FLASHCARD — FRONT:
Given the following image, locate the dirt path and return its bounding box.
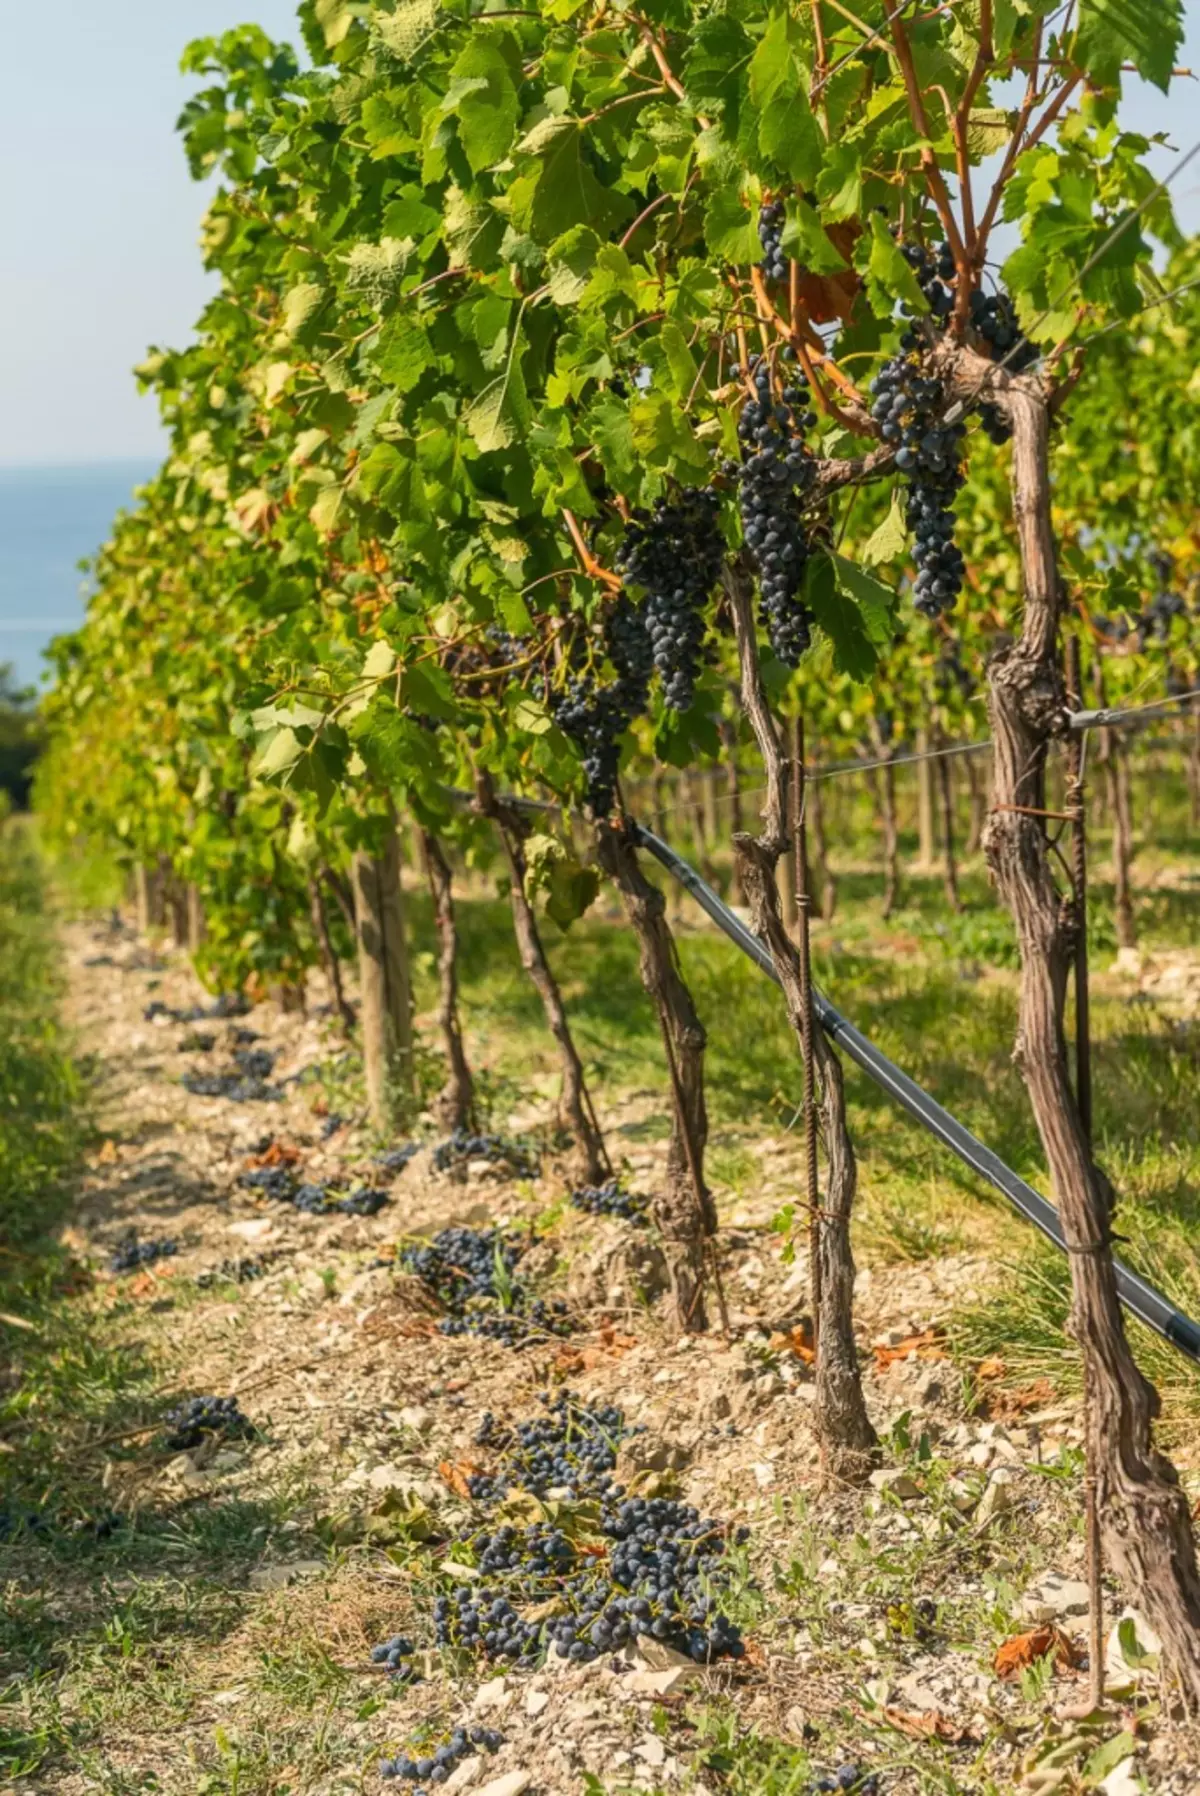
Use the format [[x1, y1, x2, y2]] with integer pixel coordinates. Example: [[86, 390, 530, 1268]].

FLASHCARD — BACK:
[[30, 912, 1195, 1795]]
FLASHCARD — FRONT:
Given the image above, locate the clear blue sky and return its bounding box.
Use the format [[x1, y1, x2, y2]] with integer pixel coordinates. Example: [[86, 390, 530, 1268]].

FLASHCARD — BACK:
[[3, 1, 1200, 472]]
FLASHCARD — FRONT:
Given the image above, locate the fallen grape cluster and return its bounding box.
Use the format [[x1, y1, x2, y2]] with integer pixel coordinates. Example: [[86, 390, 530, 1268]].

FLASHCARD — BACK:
[[392, 1394, 749, 1671], [162, 1394, 256, 1452], [732, 354, 818, 665], [144, 993, 249, 1024], [374, 1143, 420, 1174], [109, 1236, 178, 1274], [379, 1726, 504, 1785], [614, 488, 725, 711], [195, 1253, 273, 1288], [238, 1165, 390, 1217], [430, 1128, 540, 1178], [569, 1179, 650, 1225], [183, 1047, 282, 1102], [400, 1226, 572, 1348]]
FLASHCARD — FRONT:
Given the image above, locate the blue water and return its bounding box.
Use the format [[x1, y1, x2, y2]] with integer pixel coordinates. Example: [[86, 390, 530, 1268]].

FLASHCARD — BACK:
[[0, 462, 156, 689]]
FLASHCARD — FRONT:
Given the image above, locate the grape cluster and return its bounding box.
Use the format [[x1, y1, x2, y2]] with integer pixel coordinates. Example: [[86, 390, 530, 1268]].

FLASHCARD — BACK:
[[552, 594, 658, 815], [758, 200, 788, 282], [110, 1236, 178, 1275], [614, 489, 725, 710], [433, 1494, 744, 1667], [162, 1394, 256, 1452], [401, 1227, 522, 1310], [380, 1727, 504, 1784], [144, 994, 250, 1024], [373, 1143, 420, 1175], [870, 353, 966, 617], [933, 637, 975, 702], [1137, 585, 1188, 645], [810, 1768, 879, 1796], [401, 1227, 573, 1348], [438, 1298, 573, 1349], [732, 356, 818, 665], [467, 1393, 635, 1503], [968, 289, 1037, 444], [184, 1048, 282, 1103], [374, 1392, 748, 1680], [898, 239, 956, 321], [431, 1128, 539, 1178], [570, 1180, 650, 1225], [195, 1254, 272, 1289], [238, 1165, 390, 1218]]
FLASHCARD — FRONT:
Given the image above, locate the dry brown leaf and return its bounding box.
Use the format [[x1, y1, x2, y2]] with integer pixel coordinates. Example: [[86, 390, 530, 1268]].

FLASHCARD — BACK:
[[246, 1140, 302, 1169], [438, 1460, 482, 1500], [993, 1625, 1079, 1680], [874, 1329, 949, 1370], [96, 1138, 120, 1164], [770, 1324, 815, 1365], [878, 1707, 972, 1743], [984, 1377, 1055, 1423], [976, 1356, 1007, 1381]]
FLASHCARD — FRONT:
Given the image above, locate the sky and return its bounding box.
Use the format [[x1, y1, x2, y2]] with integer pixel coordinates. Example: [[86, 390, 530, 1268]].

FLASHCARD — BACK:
[[3, 2, 1200, 473]]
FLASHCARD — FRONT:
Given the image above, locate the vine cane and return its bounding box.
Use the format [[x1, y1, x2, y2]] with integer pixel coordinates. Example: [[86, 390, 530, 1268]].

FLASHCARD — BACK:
[[792, 712, 822, 1350]]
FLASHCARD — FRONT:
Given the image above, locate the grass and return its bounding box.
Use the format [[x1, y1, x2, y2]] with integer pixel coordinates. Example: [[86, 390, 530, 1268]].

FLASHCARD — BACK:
[[11, 755, 1200, 1790]]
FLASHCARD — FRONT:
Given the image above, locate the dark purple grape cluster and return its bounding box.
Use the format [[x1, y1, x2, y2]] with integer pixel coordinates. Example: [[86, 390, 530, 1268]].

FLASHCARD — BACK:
[[380, 1727, 503, 1784], [570, 1179, 649, 1225], [110, 1236, 178, 1275], [758, 199, 788, 282], [195, 1253, 272, 1289], [614, 489, 725, 710], [898, 239, 956, 322], [933, 636, 975, 702], [430, 1127, 539, 1178], [810, 1767, 879, 1796], [731, 355, 818, 665], [161, 1394, 256, 1452], [870, 352, 966, 617]]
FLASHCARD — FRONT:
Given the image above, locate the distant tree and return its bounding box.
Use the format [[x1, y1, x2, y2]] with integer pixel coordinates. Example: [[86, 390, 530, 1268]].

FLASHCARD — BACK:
[[0, 667, 42, 810]]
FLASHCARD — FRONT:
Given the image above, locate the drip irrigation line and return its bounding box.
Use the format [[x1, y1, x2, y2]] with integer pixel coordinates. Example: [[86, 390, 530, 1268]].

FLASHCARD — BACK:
[[630, 821, 1200, 1372]]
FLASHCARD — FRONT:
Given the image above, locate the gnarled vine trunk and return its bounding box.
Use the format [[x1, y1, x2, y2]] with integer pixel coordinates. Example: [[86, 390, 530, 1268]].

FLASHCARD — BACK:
[[474, 772, 607, 1185], [964, 748, 987, 855], [964, 360, 1200, 1699], [421, 829, 475, 1132], [186, 883, 206, 957], [352, 820, 415, 1133], [135, 861, 165, 936], [724, 565, 877, 1486], [596, 820, 714, 1331]]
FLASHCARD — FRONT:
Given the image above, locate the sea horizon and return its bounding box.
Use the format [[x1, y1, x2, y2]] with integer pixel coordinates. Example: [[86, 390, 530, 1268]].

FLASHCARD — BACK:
[[0, 459, 159, 689]]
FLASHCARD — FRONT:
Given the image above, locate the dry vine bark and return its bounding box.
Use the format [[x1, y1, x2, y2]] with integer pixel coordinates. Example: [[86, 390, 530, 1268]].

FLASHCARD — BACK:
[[943, 346, 1200, 1696], [724, 563, 877, 1485], [351, 819, 415, 1131], [596, 819, 714, 1331], [473, 770, 607, 1185], [421, 829, 475, 1131]]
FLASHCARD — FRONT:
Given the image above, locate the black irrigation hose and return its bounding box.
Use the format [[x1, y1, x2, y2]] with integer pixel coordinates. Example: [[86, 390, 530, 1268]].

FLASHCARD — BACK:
[[632, 823, 1200, 1372]]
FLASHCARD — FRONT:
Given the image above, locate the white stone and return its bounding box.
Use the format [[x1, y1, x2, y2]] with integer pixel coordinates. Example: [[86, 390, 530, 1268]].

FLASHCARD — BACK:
[[397, 1406, 432, 1435], [752, 1461, 776, 1488], [868, 1468, 923, 1501], [474, 1774, 531, 1796], [1019, 1573, 1091, 1622], [473, 1676, 509, 1711], [626, 1666, 698, 1695], [976, 1467, 1017, 1523], [524, 1690, 551, 1717], [248, 1559, 325, 1591], [636, 1736, 667, 1768]]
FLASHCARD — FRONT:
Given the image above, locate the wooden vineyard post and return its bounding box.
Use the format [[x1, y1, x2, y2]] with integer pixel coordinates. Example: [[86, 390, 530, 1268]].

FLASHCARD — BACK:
[[915, 725, 936, 869], [309, 877, 355, 1038], [937, 741, 962, 913], [1066, 636, 1104, 1712]]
